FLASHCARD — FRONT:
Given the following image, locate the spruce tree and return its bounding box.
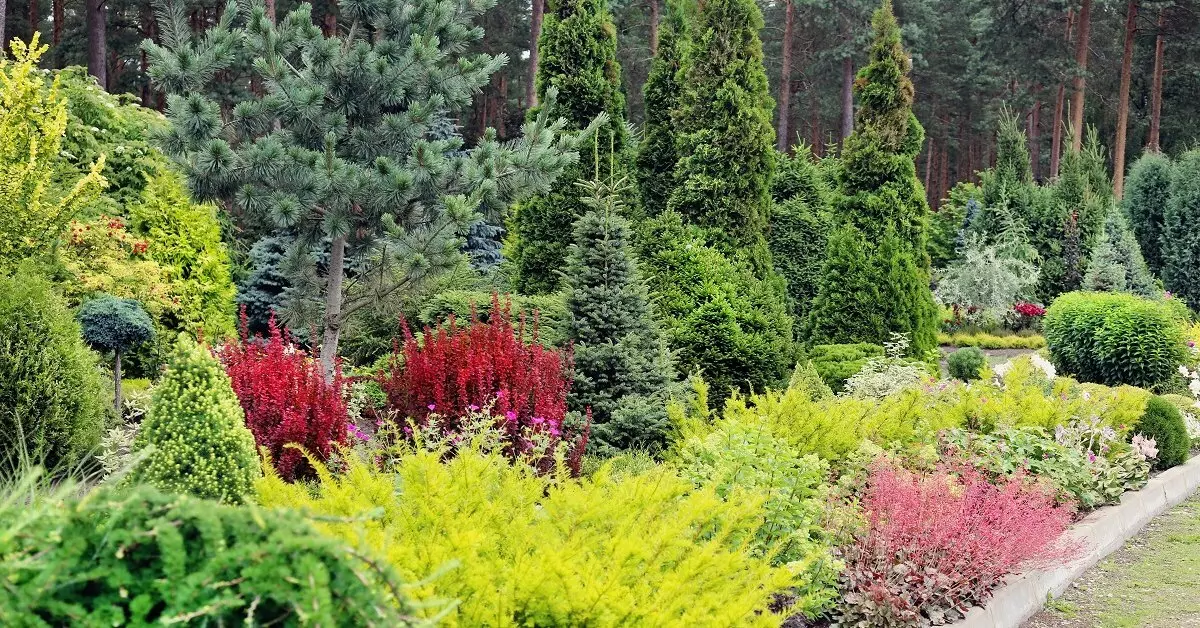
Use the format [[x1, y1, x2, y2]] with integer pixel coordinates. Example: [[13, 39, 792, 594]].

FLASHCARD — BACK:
[[1083, 206, 1157, 297], [666, 0, 776, 255], [973, 109, 1034, 242], [1122, 151, 1174, 277], [144, 0, 596, 377], [508, 0, 629, 294], [564, 177, 674, 456], [635, 0, 692, 217], [1163, 149, 1200, 309], [1036, 128, 1111, 299], [806, 0, 938, 355]]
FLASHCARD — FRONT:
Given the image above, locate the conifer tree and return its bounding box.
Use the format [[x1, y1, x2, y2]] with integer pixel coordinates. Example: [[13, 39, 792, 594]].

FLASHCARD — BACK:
[[806, 0, 937, 355], [564, 176, 674, 455], [1122, 151, 1174, 277], [1035, 128, 1111, 299], [1083, 206, 1157, 297], [635, 0, 692, 217], [973, 109, 1034, 241], [769, 146, 832, 329], [508, 0, 629, 294], [1163, 149, 1200, 309], [666, 0, 775, 255], [144, 0, 598, 377]]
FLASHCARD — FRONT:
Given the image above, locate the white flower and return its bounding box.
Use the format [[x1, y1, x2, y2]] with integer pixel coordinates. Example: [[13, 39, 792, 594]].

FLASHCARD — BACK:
[[1132, 434, 1159, 461], [1030, 354, 1057, 380], [1181, 365, 1191, 377], [994, 361, 1013, 379], [1189, 379, 1200, 396]]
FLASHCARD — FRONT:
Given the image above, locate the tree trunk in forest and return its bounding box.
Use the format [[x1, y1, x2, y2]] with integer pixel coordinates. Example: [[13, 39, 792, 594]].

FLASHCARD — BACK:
[[28, 0, 37, 39], [319, 234, 347, 380], [1148, 9, 1165, 152], [1114, 0, 1138, 199], [527, 0, 544, 108], [924, 136, 934, 206], [1051, 11, 1074, 178], [776, 0, 794, 153], [938, 132, 949, 210], [1070, 0, 1092, 153], [649, 0, 659, 57], [495, 74, 508, 138], [86, 0, 106, 88], [0, 0, 7, 56], [841, 56, 854, 141], [1029, 99, 1042, 181], [53, 0, 62, 50]]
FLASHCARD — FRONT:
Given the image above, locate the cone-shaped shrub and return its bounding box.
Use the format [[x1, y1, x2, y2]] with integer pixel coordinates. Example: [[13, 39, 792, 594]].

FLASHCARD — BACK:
[[635, 0, 693, 217], [1162, 149, 1200, 309], [220, 313, 348, 482], [806, 1, 938, 354], [132, 335, 258, 504], [1122, 151, 1173, 277]]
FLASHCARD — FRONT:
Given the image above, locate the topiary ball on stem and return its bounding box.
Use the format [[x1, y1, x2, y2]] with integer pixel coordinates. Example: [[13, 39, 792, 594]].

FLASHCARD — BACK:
[[78, 296, 155, 414], [947, 347, 987, 381]]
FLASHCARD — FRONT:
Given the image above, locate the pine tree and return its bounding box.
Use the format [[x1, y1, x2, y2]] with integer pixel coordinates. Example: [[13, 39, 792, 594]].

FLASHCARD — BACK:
[[144, 0, 597, 377], [508, 0, 629, 294], [1083, 206, 1157, 297], [1163, 149, 1200, 309], [805, 0, 938, 355], [1036, 128, 1111, 299], [635, 0, 692, 217], [564, 176, 674, 455], [973, 109, 1034, 241], [132, 335, 259, 504], [666, 0, 775, 255], [1123, 151, 1174, 277]]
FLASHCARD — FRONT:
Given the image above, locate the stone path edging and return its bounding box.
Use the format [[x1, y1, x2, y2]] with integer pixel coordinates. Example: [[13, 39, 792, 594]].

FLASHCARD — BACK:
[[952, 453, 1200, 628]]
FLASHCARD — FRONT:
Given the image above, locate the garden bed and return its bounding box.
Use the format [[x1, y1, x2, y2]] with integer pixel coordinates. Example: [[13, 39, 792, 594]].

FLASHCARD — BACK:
[[952, 453, 1200, 628]]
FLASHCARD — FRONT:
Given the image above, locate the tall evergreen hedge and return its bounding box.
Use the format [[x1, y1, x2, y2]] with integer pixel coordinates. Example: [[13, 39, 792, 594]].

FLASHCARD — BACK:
[[1162, 149, 1200, 309], [1123, 151, 1174, 277]]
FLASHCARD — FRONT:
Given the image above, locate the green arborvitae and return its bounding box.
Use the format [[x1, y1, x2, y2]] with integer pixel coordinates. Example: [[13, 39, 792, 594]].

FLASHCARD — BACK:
[[0, 484, 421, 625], [635, 0, 693, 217], [564, 178, 674, 456], [509, 0, 629, 294], [132, 335, 259, 504], [1163, 149, 1200, 309], [666, 0, 776, 255], [1123, 151, 1174, 277], [1083, 206, 1157, 297], [0, 269, 109, 472], [769, 146, 832, 329], [806, 1, 938, 355]]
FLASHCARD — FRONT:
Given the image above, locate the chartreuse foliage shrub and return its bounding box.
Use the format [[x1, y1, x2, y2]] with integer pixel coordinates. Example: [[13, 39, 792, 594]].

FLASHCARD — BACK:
[[947, 347, 986, 381], [132, 336, 259, 503], [670, 406, 839, 618], [0, 269, 109, 471], [256, 447, 792, 627], [1136, 396, 1190, 470], [0, 36, 106, 272], [0, 482, 418, 626], [937, 331, 1046, 350], [805, 343, 884, 394], [1044, 291, 1187, 390]]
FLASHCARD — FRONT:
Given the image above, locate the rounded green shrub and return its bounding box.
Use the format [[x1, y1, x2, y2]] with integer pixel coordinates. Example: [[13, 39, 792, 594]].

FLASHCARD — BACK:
[[1044, 291, 1187, 390], [1135, 396, 1191, 470], [0, 269, 109, 472], [0, 484, 419, 626], [805, 343, 884, 394], [132, 335, 259, 503], [947, 347, 987, 381]]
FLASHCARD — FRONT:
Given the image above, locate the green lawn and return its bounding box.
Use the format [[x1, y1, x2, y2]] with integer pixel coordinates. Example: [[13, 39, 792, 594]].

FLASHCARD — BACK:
[[1026, 495, 1200, 628]]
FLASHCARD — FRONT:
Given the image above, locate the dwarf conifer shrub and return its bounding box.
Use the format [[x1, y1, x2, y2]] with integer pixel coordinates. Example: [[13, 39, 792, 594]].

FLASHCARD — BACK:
[[947, 347, 987, 381], [1136, 396, 1190, 470], [221, 314, 348, 482], [0, 484, 417, 626], [132, 335, 258, 503], [805, 343, 884, 394]]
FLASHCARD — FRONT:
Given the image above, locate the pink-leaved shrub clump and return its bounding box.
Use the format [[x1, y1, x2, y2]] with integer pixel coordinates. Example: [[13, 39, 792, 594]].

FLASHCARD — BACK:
[[838, 460, 1076, 626], [220, 312, 348, 482]]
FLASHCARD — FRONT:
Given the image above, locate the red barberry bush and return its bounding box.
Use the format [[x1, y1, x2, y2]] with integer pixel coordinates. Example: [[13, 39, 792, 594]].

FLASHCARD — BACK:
[[838, 460, 1076, 626], [380, 295, 575, 463], [220, 312, 348, 481]]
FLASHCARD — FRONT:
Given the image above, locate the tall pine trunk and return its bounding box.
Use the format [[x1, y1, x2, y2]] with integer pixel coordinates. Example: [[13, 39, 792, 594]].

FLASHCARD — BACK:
[[1051, 11, 1074, 178], [86, 0, 106, 88], [1114, 0, 1138, 199], [527, 0, 544, 108], [841, 55, 854, 141], [53, 0, 62, 52], [1148, 8, 1165, 152], [1070, 0, 1092, 153], [28, 0, 37, 39], [1029, 98, 1042, 180], [649, 0, 659, 56], [319, 234, 347, 379], [776, 0, 793, 152], [0, 0, 7, 56]]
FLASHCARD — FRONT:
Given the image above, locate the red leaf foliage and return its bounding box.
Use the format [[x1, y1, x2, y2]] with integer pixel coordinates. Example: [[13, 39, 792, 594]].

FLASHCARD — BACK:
[[220, 311, 349, 482], [839, 459, 1077, 626]]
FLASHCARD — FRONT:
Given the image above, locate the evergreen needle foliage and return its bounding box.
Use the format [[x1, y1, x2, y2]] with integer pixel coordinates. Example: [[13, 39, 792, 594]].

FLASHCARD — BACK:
[[77, 295, 156, 413], [564, 176, 674, 455], [1162, 149, 1200, 309], [1122, 151, 1174, 278], [143, 0, 600, 373], [806, 0, 938, 355], [1082, 206, 1157, 297], [635, 0, 693, 217], [132, 335, 259, 503]]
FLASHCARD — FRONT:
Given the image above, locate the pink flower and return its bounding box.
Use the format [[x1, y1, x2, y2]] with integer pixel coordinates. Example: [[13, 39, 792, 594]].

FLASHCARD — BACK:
[[427, 403, 437, 411]]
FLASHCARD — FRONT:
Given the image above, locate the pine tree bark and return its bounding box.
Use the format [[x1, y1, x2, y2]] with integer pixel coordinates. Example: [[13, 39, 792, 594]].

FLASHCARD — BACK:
[[0, 0, 7, 55], [53, 0, 62, 49], [1148, 9, 1165, 152], [1029, 98, 1042, 181], [527, 0, 544, 108], [265, 0, 275, 22], [1051, 11, 1074, 178], [776, 0, 794, 152], [1070, 0, 1092, 152], [28, 0, 37, 39], [841, 55, 854, 141], [319, 234, 347, 379], [648, 0, 659, 56], [1114, 0, 1138, 199], [86, 0, 106, 88]]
